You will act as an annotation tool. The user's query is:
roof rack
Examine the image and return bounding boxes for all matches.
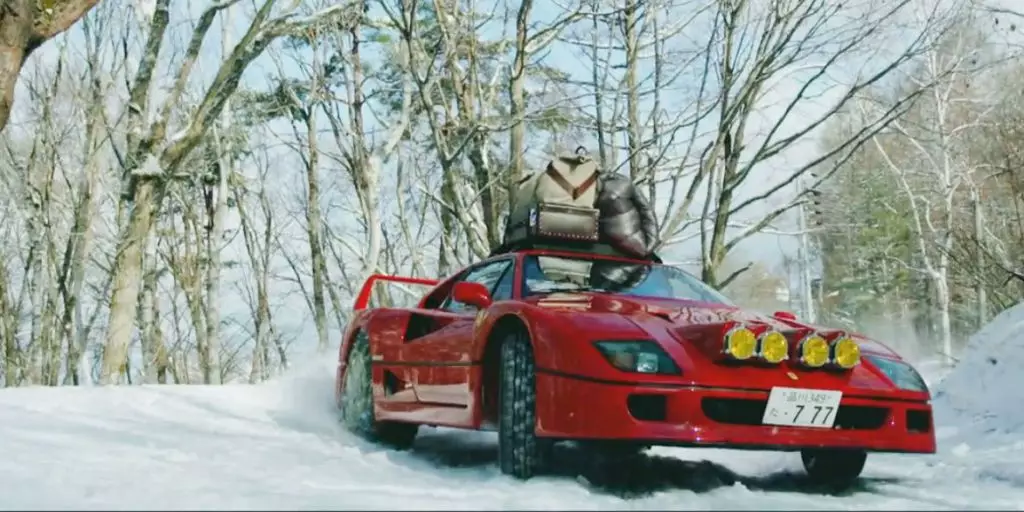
[489,240,663,264]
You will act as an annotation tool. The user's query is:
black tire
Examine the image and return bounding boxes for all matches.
[580,441,647,487]
[801,448,867,489]
[587,441,647,460]
[339,330,418,450]
[497,327,550,479]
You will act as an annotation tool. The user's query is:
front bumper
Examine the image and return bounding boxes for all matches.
[534,370,936,454]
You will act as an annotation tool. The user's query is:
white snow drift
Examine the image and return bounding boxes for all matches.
[932,301,1024,489]
[2,308,1024,510]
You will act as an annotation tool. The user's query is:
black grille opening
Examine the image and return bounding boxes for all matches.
[383,370,404,397]
[701,397,764,425]
[627,394,668,422]
[700,397,890,430]
[906,409,932,433]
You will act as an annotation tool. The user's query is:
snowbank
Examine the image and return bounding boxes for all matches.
[934,301,1024,446]
[932,301,1024,487]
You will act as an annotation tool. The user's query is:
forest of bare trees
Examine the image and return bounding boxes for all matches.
[0,0,1019,386]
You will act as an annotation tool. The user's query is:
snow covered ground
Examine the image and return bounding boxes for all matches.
[3,308,1024,510]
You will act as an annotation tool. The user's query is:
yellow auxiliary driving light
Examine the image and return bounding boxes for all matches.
[798,334,830,368]
[723,327,757,360]
[758,331,789,364]
[832,337,861,369]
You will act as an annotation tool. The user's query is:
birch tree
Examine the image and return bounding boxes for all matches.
[677,0,954,288]
[858,19,995,363]
[98,0,351,384]
[232,146,287,382]
[0,2,125,386]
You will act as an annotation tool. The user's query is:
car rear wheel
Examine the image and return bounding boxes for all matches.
[339,330,418,450]
[497,327,551,479]
[801,448,867,489]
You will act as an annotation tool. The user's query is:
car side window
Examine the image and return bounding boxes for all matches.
[421,284,452,310]
[491,264,515,302]
[442,260,514,313]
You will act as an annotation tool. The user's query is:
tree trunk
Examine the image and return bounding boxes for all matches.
[139,235,161,384]
[235,176,275,382]
[972,191,987,328]
[345,21,384,301]
[59,140,100,385]
[202,155,227,385]
[0,258,18,385]
[623,0,640,180]
[935,269,953,365]
[303,111,329,354]
[589,3,610,168]
[507,0,531,205]
[0,1,31,132]
[151,280,169,384]
[99,179,158,385]
[25,257,44,385]
[0,0,103,132]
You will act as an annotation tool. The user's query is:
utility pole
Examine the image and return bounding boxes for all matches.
[797,176,817,323]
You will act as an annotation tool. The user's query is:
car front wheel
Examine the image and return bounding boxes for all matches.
[497,327,551,479]
[801,448,867,489]
[338,330,418,450]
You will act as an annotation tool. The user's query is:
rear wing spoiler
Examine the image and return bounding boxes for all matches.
[353,274,441,311]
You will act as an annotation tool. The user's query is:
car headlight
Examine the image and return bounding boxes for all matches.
[866,355,928,392]
[594,340,681,375]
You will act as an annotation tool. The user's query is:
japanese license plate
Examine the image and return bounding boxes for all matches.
[762,386,843,428]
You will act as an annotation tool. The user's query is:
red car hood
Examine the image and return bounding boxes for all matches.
[524,292,917,396]
[523,291,900,358]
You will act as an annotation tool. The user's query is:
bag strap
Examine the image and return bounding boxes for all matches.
[544,162,599,200]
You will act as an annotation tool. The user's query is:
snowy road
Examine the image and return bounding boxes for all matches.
[1,358,1021,511]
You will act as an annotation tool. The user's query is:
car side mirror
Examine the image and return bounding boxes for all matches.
[452,281,493,309]
[773,310,797,321]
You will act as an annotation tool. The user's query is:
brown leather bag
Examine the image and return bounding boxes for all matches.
[530,203,600,242]
[504,147,601,245]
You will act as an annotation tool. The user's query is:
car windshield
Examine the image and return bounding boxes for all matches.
[521,255,734,305]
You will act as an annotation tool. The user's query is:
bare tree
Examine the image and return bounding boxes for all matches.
[233,151,287,382]
[384,0,586,272]
[859,18,995,364]
[672,0,954,288]
[259,30,335,354]
[0,39,78,386]
[98,0,349,384]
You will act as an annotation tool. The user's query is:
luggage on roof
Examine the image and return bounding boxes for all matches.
[594,172,659,259]
[503,148,601,246]
[497,147,661,262]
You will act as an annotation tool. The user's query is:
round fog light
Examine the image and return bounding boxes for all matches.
[833,337,861,369]
[724,327,757,360]
[759,331,789,363]
[799,335,830,368]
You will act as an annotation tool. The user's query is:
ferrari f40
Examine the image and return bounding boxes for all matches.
[334,248,936,489]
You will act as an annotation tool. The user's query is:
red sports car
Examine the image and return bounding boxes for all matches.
[334,247,936,489]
